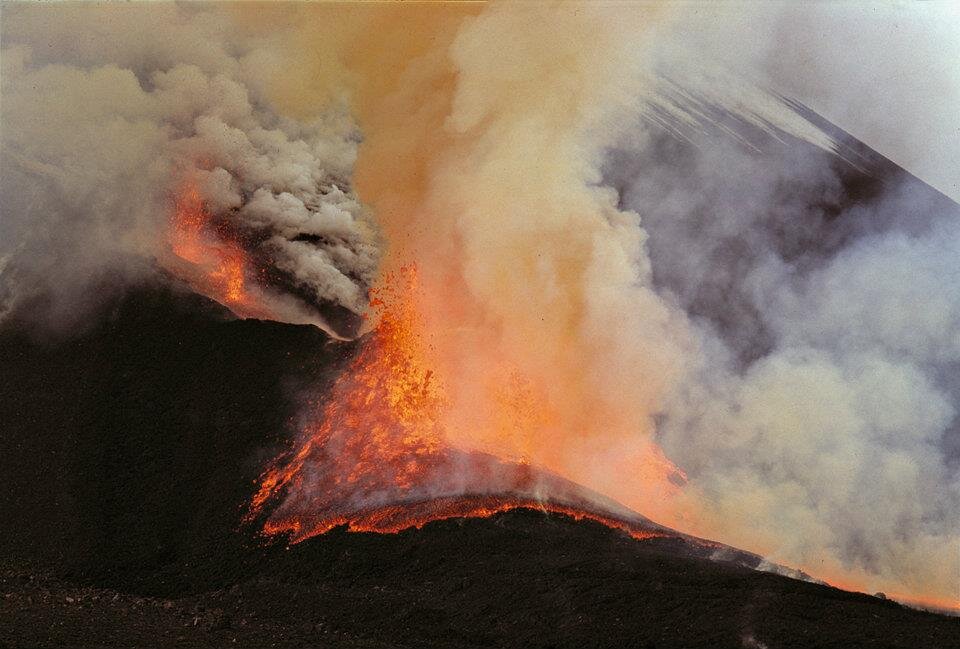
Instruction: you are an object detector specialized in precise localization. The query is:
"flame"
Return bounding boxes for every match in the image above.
[166,176,271,318]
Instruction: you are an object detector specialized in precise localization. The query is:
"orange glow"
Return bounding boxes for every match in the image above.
[263,495,665,543]
[246,266,444,535]
[818,575,959,615]
[165,175,272,319]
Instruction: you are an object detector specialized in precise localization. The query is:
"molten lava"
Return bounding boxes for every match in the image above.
[283,495,666,541]
[166,177,271,319]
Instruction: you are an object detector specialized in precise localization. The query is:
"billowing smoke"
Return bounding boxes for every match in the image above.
[0,4,378,336]
[616,3,960,604]
[614,114,960,601]
[326,2,695,514]
[2,2,957,606]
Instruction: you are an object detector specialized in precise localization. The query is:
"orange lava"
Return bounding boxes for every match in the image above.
[264,495,665,542]
[247,266,439,514]
[247,267,446,537]
[166,176,271,319]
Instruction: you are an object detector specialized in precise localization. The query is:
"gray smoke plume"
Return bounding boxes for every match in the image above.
[0,4,379,335]
[624,121,960,597]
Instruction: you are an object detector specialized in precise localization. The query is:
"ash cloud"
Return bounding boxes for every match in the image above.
[0,5,379,334]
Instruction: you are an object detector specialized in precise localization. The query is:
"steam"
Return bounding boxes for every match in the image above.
[0,4,378,334]
[2,2,957,606]
[650,190,960,600]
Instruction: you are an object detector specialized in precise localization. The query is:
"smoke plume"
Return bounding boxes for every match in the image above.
[0,4,378,335]
[625,2,960,605]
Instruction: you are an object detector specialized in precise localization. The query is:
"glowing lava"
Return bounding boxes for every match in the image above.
[246,267,675,544]
[166,176,271,319]
[285,495,667,542]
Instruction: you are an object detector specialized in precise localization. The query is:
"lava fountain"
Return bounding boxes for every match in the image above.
[233,2,692,546]
[159,181,685,545]
[245,267,673,544]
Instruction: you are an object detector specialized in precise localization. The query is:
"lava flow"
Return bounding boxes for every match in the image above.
[165,176,272,319]
[246,268,672,544]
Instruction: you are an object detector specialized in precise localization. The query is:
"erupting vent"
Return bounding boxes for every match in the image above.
[243,268,671,544]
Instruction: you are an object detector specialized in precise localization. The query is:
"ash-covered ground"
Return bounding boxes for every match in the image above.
[1,286,956,649]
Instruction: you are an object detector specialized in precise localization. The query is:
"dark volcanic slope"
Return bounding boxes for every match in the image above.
[0,283,353,586]
[5,512,958,649]
[1,284,957,648]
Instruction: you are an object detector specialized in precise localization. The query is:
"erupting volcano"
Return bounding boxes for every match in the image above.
[3,3,959,646]
[162,185,697,550]
[244,267,688,547]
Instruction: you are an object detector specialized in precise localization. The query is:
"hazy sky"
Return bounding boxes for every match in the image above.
[664,1,960,201]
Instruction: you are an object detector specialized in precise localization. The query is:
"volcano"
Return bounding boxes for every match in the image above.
[2,93,959,647]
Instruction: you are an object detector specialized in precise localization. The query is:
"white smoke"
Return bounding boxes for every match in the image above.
[608,3,960,599]
[0,4,378,332]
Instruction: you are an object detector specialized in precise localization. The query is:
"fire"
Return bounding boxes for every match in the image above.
[166,176,270,318]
